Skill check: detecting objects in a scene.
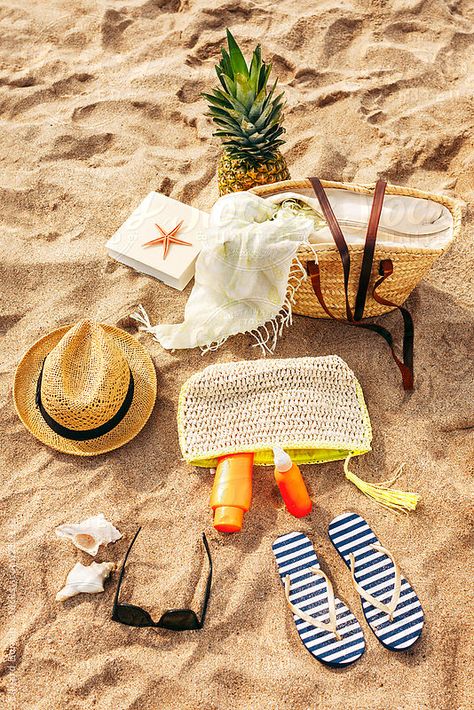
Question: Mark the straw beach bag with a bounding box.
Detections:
[250,178,462,390]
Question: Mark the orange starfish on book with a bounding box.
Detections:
[142,220,192,259]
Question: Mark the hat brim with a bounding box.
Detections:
[13,324,157,456]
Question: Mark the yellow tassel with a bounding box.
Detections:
[344,455,420,513]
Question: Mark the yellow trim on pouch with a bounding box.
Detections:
[187,446,370,469]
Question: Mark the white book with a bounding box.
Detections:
[106,192,209,291]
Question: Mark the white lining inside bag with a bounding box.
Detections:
[267,189,454,250]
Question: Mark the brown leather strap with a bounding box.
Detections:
[308,177,353,321]
[306,259,414,390]
[306,260,334,319]
[354,179,387,321]
[373,260,414,389]
[306,178,414,390]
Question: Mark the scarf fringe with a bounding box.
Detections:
[200,337,229,355]
[131,304,160,338]
[249,247,316,355]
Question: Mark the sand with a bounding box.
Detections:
[1,1,474,708]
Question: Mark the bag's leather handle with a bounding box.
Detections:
[373,260,414,389]
[306,260,414,390]
[354,179,386,321]
[306,178,414,391]
[308,177,353,321]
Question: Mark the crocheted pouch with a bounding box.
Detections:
[178,355,371,467]
[178,356,419,512]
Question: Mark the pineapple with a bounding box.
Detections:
[204,30,290,196]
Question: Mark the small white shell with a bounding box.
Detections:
[56,561,115,602]
[55,513,122,556]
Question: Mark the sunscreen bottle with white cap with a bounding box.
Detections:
[273,446,312,518]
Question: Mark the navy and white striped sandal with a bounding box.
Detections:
[272,532,365,667]
[328,512,424,651]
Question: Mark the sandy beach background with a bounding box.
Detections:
[1,1,473,708]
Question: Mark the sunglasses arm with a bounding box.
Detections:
[198,532,213,626]
[113,526,142,611]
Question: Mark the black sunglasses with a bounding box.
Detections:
[112,528,213,631]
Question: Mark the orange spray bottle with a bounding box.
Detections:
[210,452,254,533]
[273,446,312,518]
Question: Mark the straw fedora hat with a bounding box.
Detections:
[13,319,157,456]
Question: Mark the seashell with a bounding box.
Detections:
[56,561,115,602]
[55,513,122,556]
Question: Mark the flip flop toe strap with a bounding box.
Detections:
[349,543,401,621]
[285,567,342,641]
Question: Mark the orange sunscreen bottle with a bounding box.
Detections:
[273,446,312,518]
[210,452,254,533]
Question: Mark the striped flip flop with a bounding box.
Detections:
[272,532,365,667]
[328,512,424,651]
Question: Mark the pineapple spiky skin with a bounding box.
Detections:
[218,149,290,195]
[205,30,290,195]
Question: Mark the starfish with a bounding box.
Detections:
[142,220,192,259]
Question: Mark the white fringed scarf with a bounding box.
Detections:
[132,191,319,354]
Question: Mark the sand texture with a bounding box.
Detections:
[1,0,474,708]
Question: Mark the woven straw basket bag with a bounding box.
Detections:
[250,178,462,390]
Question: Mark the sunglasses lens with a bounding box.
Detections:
[114,604,154,627]
[159,609,200,631]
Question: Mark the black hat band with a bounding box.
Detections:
[35,361,135,441]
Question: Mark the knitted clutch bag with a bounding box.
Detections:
[178,355,371,467]
[178,356,419,512]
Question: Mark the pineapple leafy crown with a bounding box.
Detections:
[203,29,287,164]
